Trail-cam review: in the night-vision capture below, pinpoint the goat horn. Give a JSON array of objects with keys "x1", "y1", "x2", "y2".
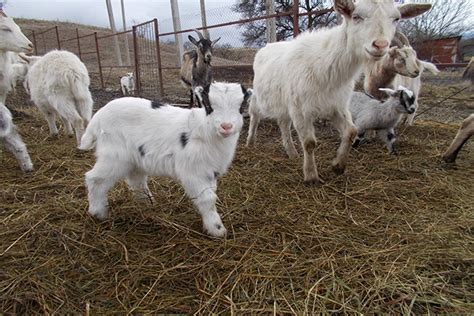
[{"x1": 193, "y1": 29, "x2": 204, "y2": 40}]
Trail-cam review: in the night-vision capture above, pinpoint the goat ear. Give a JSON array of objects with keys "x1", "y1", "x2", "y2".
[
  {"x1": 188, "y1": 35, "x2": 199, "y2": 46},
  {"x1": 398, "y1": 3, "x2": 432, "y2": 19},
  {"x1": 241, "y1": 84, "x2": 252, "y2": 104},
  {"x1": 333, "y1": 0, "x2": 355, "y2": 18},
  {"x1": 194, "y1": 85, "x2": 213, "y2": 115},
  {"x1": 388, "y1": 47, "x2": 398, "y2": 58},
  {"x1": 212, "y1": 37, "x2": 221, "y2": 46}
]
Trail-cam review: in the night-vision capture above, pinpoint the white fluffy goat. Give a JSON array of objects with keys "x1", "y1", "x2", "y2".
[
  {"x1": 246, "y1": 0, "x2": 431, "y2": 184},
  {"x1": 79, "y1": 82, "x2": 252, "y2": 237},
  {"x1": 21, "y1": 50, "x2": 93, "y2": 146}
]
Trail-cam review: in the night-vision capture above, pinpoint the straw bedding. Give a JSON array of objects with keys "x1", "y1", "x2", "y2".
[{"x1": 0, "y1": 86, "x2": 473, "y2": 314}]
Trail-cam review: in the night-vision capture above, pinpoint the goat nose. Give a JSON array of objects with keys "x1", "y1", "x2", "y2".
[
  {"x1": 372, "y1": 39, "x2": 389, "y2": 50},
  {"x1": 220, "y1": 122, "x2": 233, "y2": 131}
]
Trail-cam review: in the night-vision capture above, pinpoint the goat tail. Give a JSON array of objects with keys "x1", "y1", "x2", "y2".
[
  {"x1": 78, "y1": 117, "x2": 98, "y2": 151},
  {"x1": 70, "y1": 73, "x2": 93, "y2": 122},
  {"x1": 420, "y1": 61, "x2": 440, "y2": 75}
]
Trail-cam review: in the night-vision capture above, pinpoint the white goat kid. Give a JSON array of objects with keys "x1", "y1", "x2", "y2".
[
  {"x1": 0, "y1": 102, "x2": 33, "y2": 171},
  {"x1": 21, "y1": 50, "x2": 93, "y2": 146},
  {"x1": 120, "y1": 72, "x2": 135, "y2": 96},
  {"x1": 246, "y1": 0, "x2": 431, "y2": 184},
  {"x1": 350, "y1": 86, "x2": 416, "y2": 154},
  {"x1": 393, "y1": 61, "x2": 439, "y2": 125},
  {"x1": 79, "y1": 82, "x2": 252, "y2": 237}
]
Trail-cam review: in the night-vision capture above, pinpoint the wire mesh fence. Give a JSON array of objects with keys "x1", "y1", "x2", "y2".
[{"x1": 27, "y1": 2, "x2": 469, "y2": 102}]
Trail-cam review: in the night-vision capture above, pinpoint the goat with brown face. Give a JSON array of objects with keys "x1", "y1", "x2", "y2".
[{"x1": 179, "y1": 30, "x2": 220, "y2": 106}]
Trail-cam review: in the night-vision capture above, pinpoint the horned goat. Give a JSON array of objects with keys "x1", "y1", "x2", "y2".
[
  {"x1": 246, "y1": 0, "x2": 431, "y2": 184},
  {"x1": 21, "y1": 50, "x2": 93, "y2": 146},
  {"x1": 442, "y1": 114, "x2": 474, "y2": 163},
  {"x1": 350, "y1": 86, "x2": 416, "y2": 154},
  {"x1": 79, "y1": 82, "x2": 252, "y2": 238},
  {"x1": 0, "y1": 11, "x2": 34, "y2": 172},
  {"x1": 364, "y1": 46, "x2": 420, "y2": 100},
  {"x1": 120, "y1": 72, "x2": 135, "y2": 96},
  {"x1": 179, "y1": 30, "x2": 220, "y2": 106}
]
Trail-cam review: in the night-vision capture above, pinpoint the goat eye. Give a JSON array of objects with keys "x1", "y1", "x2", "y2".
[
  {"x1": 1, "y1": 28, "x2": 11, "y2": 32},
  {"x1": 393, "y1": 18, "x2": 400, "y2": 24},
  {"x1": 353, "y1": 15, "x2": 364, "y2": 23}
]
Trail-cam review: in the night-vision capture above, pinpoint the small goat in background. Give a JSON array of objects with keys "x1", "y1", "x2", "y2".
[
  {"x1": 120, "y1": 72, "x2": 135, "y2": 96},
  {"x1": 180, "y1": 29, "x2": 220, "y2": 106}
]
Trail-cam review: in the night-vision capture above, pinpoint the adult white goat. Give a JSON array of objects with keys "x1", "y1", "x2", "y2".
[
  {"x1": 120, "y1": 72, "x2": 135, "y2": 96},
  {"x1": 79, "y1": 82, "x2": 252, "y2": 237},
  {"x1": 21, "y1": 50, "x2": 93, "y2": 146},
  {"x1": 0, "y1": 11, "x2": 34, "y2": 172},
  {"x1": 442, "y1": 114, "x2": 474, "y2": 163},
  {"x1": 246, "y1": 0, "x2": 431, "y2": 184}
]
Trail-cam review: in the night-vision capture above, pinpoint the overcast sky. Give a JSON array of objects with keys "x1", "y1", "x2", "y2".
[{"x1": 4, "y1": 0, "x2": 238, "y2": 31}]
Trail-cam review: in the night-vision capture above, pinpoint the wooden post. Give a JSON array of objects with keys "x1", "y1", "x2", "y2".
[
  {"x1": 32, "y1": 30, "x2": 38, "y2": 55},
  {"x1": 200, "y1": 0, "x2": 210, "y2": 39},
  {"x1": 76, "y1": 28, "x2": 82, "y2": 61},
  {"x1": 55, "y1": 26, "x2": 61, "y2": 49},
  {"x1": 293, "y1": 0, "x2": 300, "y2": 38},
  {"x1": 120, "y1": 0, "x2": 131, "y2": 65},
  {"x1": 132, "y1": 25, "x2": 141, "y2": 96},
  {"x1": 154, "y1": 19, "x2": 165, "y2": 97},
  {"x1": 265, "y1": 0, "x2": 277, "y2": 43},
  {"x1": 170, "y1": 0, "x2": 184, "y2": 67},
  {"x1": 94, "y1": 32, "x2": 104, "y2": 89},
  {"x1": 105, "y1": 0, "x2": 124, "y2": 66}
]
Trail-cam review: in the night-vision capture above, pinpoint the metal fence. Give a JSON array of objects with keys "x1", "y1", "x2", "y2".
[{"x1": 26, "y1": 2, "x2": 469, "y2": 101}]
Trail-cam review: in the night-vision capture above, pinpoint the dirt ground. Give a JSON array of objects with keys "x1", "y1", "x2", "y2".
[{"x1": 0, "y1": 70, "x2": 473, "y2": 314}]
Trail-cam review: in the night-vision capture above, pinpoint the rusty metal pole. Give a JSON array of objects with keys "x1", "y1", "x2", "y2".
[
  {"x1": 76, "y1": 28, "x2": 82, "y2": 61},
  {"x1": 31, "y1": 30, "x2": 38, "y2": 55},
  {"x1": 55, "y1": 26, "x2": 61, "y2": 49},
  {"x1": 132, "y1": 25, "x2": 141, "y2": 96},
  {"x1": 293, "y1": 0, "x2": 300, "y2": 38},
  {"x1": 94, "y1": 32, "x2": 104, "y2": 88},
  {"x1": 153, "y1": 19, "x2": 165, "y2": 97}
]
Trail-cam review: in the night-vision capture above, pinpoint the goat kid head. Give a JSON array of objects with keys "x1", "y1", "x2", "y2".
[
  {"x1": 188, "y1": 30, "x2": 221, "y2": 64},
  {"x1": 194, "y1": 82, "x2": 252, "y2": 138},
  {"x1": 0, "y1": 13, "x2": 34, "y2": 53},
  {"x1": 389, "y1": 46, "x2": 420, "y2": 78},
  {"x1": 379, "y1": 85, "x2": 416, "y2": 114},
  {"x1": 333, "y1": 0, "x2": 431, "y2": 61}
]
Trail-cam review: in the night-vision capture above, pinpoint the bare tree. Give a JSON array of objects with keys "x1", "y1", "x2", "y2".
[
  {"x1": 399, "y1": 0, "x2": 474, "y2": 43},
  {"x1": 232, "y1": 0, "x2": 336, "y2": 47}
]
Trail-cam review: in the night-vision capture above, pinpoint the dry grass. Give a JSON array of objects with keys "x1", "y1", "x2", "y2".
[{"x1": 1, "y1": 83, "x2": 473, "y2": 313}]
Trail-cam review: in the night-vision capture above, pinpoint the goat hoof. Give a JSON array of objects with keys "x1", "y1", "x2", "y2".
[
  {"x1": 442, "y1": 155, "x2": 455, "y2": 163},
  {"x1": 304, "y1": 178, "x2": 323, "y2": 186},
  {"x1": 205, "y1": 223, "x2": 227, "y2": 238},
  {"x1": 332, "y1": 164, "x2": 346, "y2": 175}
]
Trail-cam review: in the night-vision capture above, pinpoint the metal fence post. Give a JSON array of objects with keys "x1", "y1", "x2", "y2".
[
  {"x1": 153, "y1": 19, "x2": 165, "y2": 97},
  {"x1": 293, "y1": 0, "x2": 300, "y2": 37},
  {"x1": 31, "y1": 30, "x2": 38, "y2": 55},
  {"x1": 132, "y1": 25, "x2": 141, "y2": 96},
  {"x1": 76, "y1": 28, "x2": 82, "y2": 61},
  {"x1": 94, "y1": 32, "x2": 104, "y2": 89},
  {"x1": 55, "y1": 26, "x2": 61, "y2": 49}
]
